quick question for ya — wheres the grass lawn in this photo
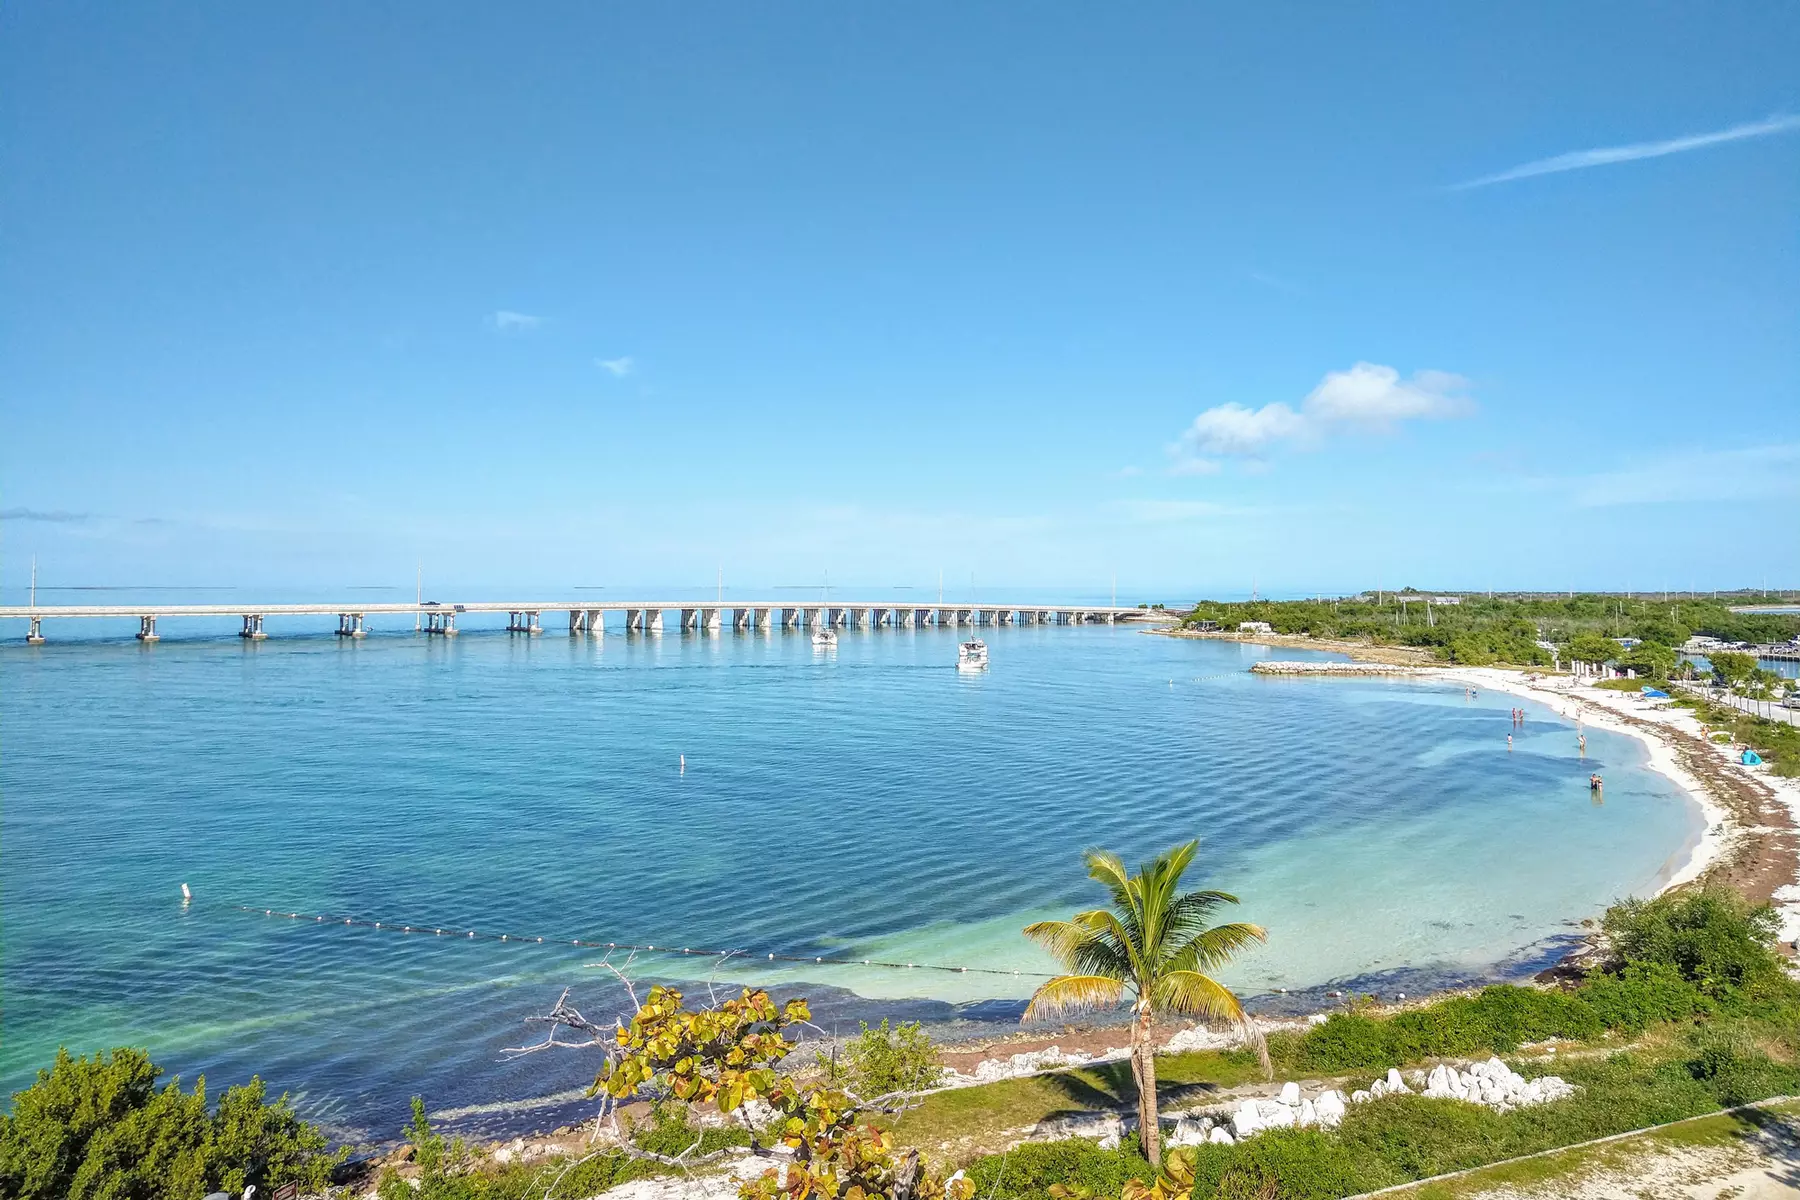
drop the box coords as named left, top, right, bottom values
left=1396, top=1098, right=1800, bottom=1198
left=888, top=1049, right=1269, bottom=1159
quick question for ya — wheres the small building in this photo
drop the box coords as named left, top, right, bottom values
left=1239, top=621, right=1274, bottom=634
left=1192, top=619, right=1221, bottom=632
left=1429, top=596, right=1462, bottom=606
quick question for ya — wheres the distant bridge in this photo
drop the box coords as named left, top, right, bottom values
left=0, top=600, right=1165, bottom=644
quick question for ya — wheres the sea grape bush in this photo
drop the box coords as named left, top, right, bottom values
left=601, top=985, right=973, bottom=1200
left=0, top=1047, right=341, bottom=1200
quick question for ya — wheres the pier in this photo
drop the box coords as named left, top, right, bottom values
left=0, top=600, right=1160, bottom=644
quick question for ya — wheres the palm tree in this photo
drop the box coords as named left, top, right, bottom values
left=1022, top=840, right=1266, bottom=1166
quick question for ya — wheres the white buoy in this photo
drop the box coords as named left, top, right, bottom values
left=181, top=883, right=191, bottom=903
left=679, top=753, right=686, bottom=774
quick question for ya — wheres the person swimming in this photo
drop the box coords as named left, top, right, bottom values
left=1589, top=773, right=1603, bottom=791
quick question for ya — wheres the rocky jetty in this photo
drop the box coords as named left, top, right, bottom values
left=1249, top=661, right=1426, bottom=677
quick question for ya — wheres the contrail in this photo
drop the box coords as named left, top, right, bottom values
left=1450, top=113, right=1800, bottom=190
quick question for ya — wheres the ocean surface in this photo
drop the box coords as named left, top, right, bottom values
left=1, top=622, right=1699, bottom=1142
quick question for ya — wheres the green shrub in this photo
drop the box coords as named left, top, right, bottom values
left=1579, top=962, right=1712, bottom=1033
left=818, top=1019, right=944, bottom=1097
left=629, top=1102, right=749, bottom=1159
left=1600, top=889, right=1786, bottom=1001
left=964, top=1135, right=1153, bottom=1200
left=1287, top=1014, right=1395, bottom=1072
left=1679, top=1028, right=1800, bottom=1108
left=1188, top=1128, right=1391, bottom=1199
left=1288, top=985, right=1604, bottom=1072
left=0, top=1047, right=340, bottom=1200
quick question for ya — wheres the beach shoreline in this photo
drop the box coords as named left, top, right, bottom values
left=1220, top=643, right=1799, bottom=941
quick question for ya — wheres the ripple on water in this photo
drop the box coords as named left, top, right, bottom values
left=0, top=628, right=1698, bottom=1139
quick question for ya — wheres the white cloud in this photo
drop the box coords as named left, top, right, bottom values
left=1452, top=113, right=1800, bottom=190
left=1177, top=401, right=1306, bottom=457
left=488, top=310, right=542, bottom=332
left=1170, top=363, right=1472, bottom=472
left=596, top=356, right=634, bottom=377
left=1302, top=363, right=1473, bottom=427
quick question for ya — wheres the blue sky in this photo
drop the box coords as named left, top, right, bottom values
left=2, top=3, right=1796, bottom=599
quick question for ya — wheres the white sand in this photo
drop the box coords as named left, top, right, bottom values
left=1431, top=667, right=1800, bottom=943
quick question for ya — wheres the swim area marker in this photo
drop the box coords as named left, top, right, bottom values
left=229, top=903, right=1056, bottom=979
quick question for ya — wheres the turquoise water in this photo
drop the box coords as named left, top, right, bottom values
left=1, top=625, right=1697, bottom=1140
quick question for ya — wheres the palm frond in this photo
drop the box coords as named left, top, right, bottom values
left=1022, top=974, right=1126, bottom=1022
left=1150, top=970, right=1247, bottom=1022
left=1083, top=848, right=1139, bottom=928
left=1160, top=889, right=1241, bottom=942
left=1021, top=919, right=1100, bottom=968
left=1166, top=922, right=1267, bottom=974
left=1071, top=938, right=1134, bottom=981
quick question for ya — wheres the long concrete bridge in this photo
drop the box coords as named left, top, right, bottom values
left=0, top=600, right=1161, bottom=643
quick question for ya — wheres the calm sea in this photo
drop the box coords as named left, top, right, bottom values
left=1, top=622, right=1697, bottom=1141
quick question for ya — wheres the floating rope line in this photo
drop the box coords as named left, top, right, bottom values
left=231, top=904, right=1055, bottom=979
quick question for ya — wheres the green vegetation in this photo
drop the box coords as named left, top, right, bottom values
left=956, top=887, right=1800, bottom=1198
left=1023, top=841, right=1268, bottom=1164
left=819, top=1019, right=945, bottom=1097
left=1673, top=690, right=1800, bottom=776
left=1180, top=592, right=1800, bottom=673
left=0, top=1047, right=341, bottom=1200
left=374, top=1101, right=750, bottom=1200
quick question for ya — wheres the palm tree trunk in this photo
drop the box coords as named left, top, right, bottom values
left=1134, top=1007, right=1160, bottom=1166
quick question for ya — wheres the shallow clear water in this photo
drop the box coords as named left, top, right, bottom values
left=1, top=626, right=1697, bottom=1140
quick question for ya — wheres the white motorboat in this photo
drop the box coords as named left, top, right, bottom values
left=812, top=626, right=838, bottom=649
left=957, top=638, right=988, bottom=671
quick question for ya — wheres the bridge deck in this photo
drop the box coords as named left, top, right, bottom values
left=0, top=601, right=1152, bottom=619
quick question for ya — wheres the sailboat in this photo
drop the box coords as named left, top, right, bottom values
left=957, top=571, right=987, bottom=670
left=811, top=573, right=838, bottom=649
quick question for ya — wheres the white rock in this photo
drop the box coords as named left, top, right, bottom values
left=1298, top=1099, right=1318, bottom=1127
left=1262, top=1104, right=1296, bottom=1129
left=1032, top=1113, right=1123, bottom=1144
left=1163, top=1025, right=1222, bottom=1053
left=1385, top=1068, right=1410, bottom=1094
left=1315, top=1091, right=1346, bottom=1124
left=1278, top=1082, right=1301, bottom=1106
left=1257, top=1099, right=1289, bottom=1119
left=1208, top=1127, right=1235, bottom=1145
left=1350, top=1089, right=1372, bottom=1104
left=1368, top=1079, right=1388, bottom=1099
left=1166, top=1120, right=1207, bottom=1148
